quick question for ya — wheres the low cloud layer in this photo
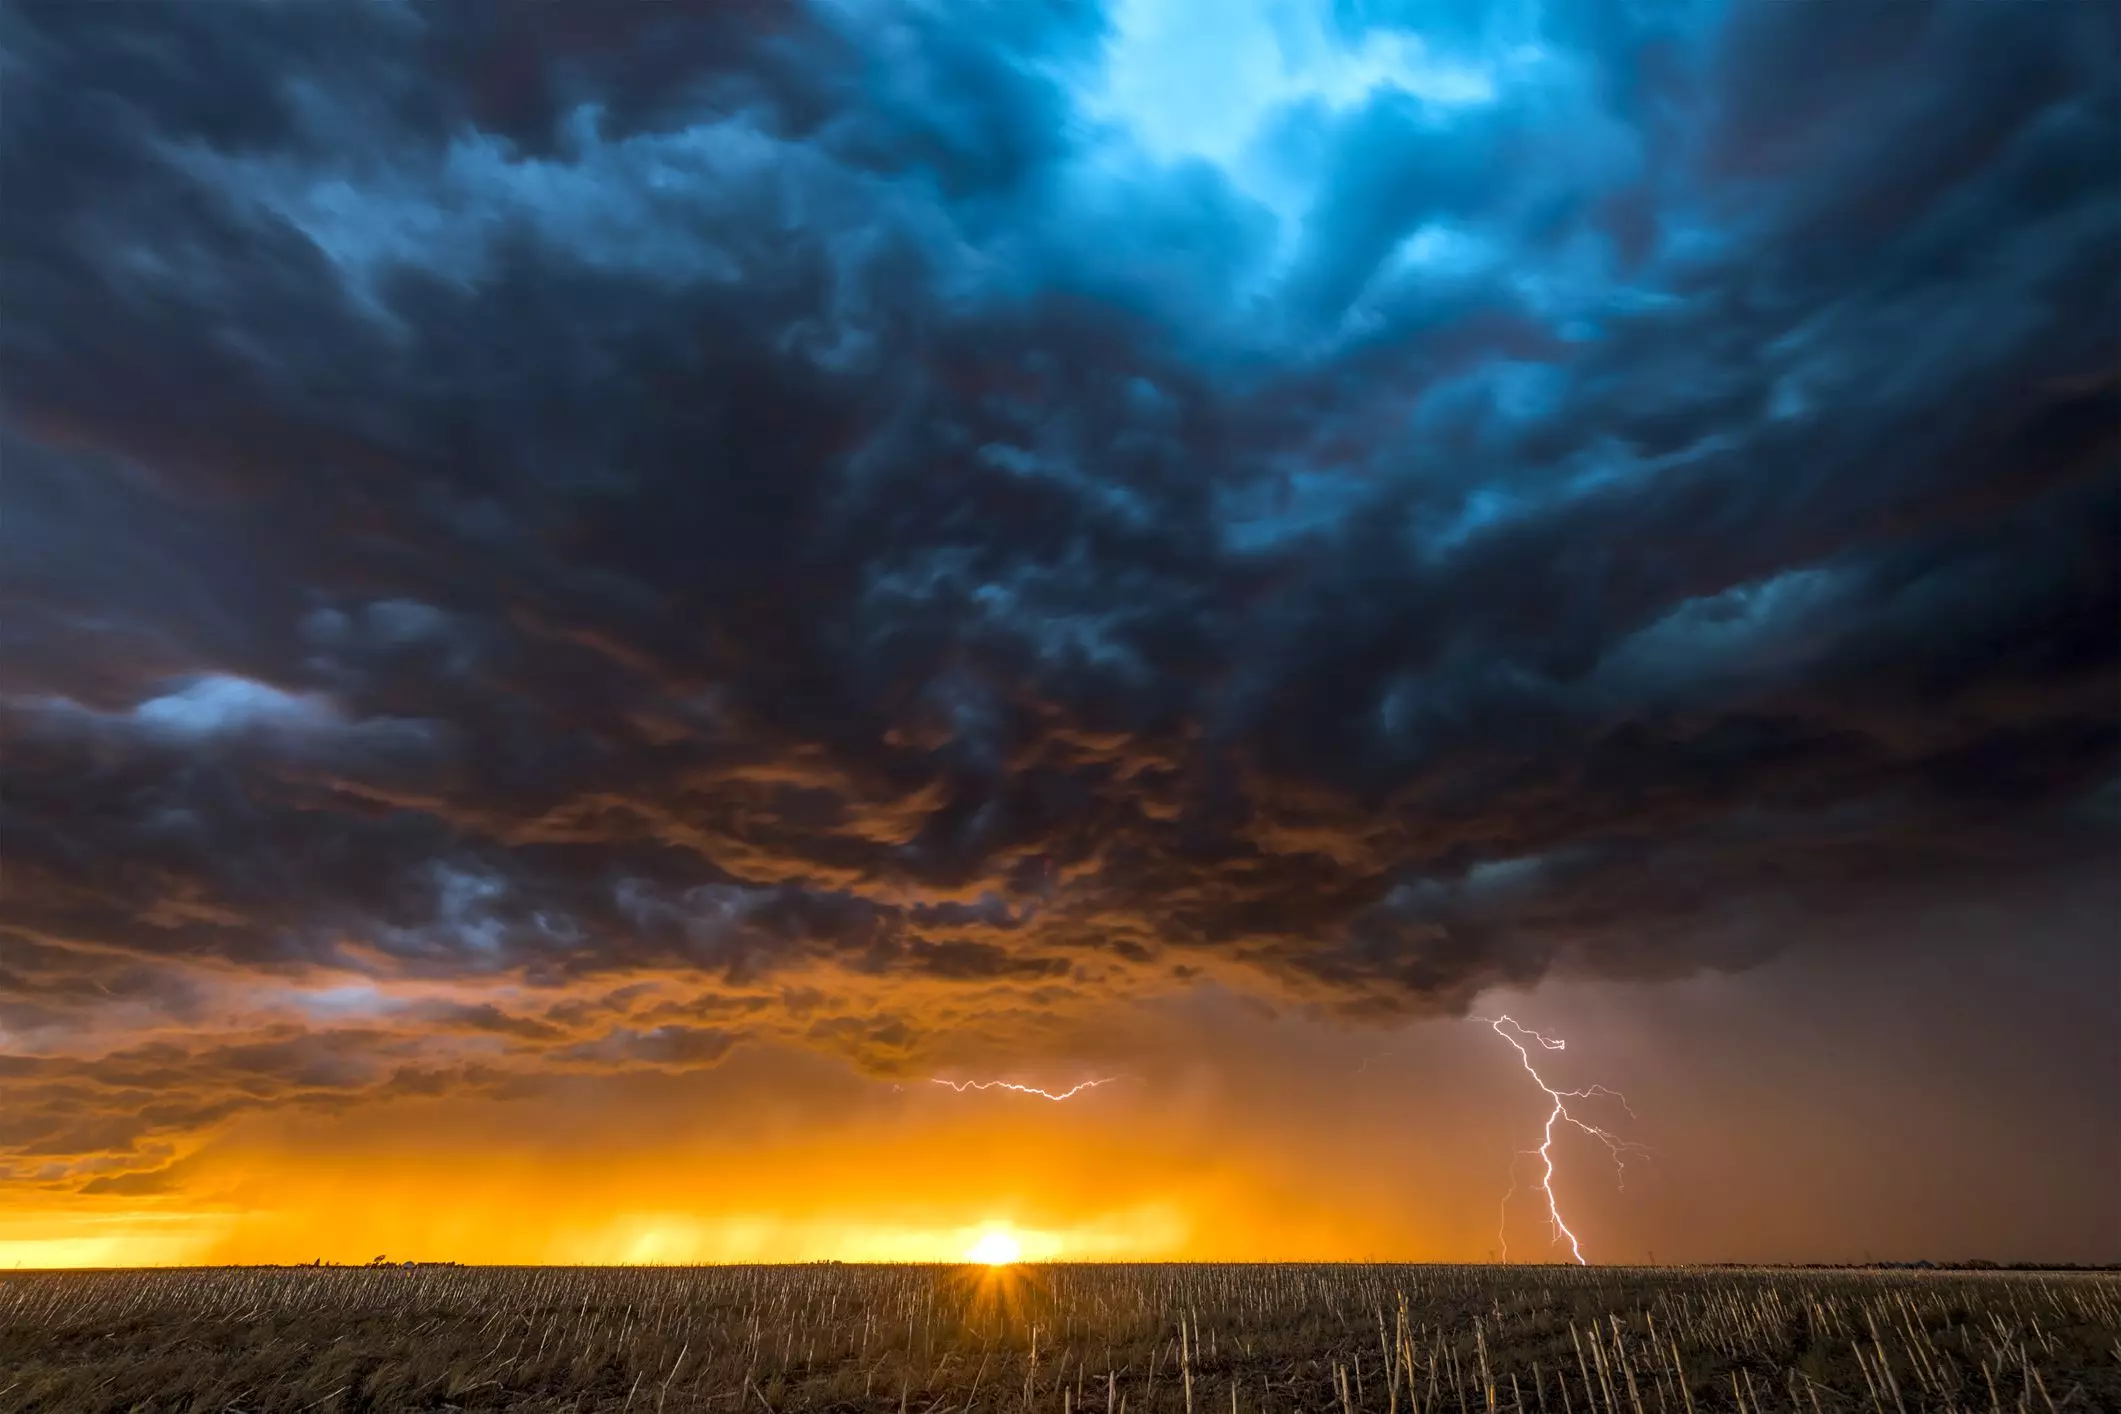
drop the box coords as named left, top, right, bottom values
left=2, top=0, right=2115, bottom=1187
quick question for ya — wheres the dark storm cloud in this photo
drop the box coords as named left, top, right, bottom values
left=1, top=0, right=2115, bottom=1166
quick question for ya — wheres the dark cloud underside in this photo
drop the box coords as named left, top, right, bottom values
left=0, top=0, right=2114, bottom=1181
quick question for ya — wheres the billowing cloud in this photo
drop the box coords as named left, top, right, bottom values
left=1, top=0, right=2114, bottom=1185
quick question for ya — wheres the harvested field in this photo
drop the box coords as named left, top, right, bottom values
left=3, top=1264, right=2116, bottom=1413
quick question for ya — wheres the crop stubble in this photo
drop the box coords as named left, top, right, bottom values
left=2, top=1264, right=2115, bottom=1413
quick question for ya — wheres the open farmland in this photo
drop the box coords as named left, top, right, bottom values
left=2, top=1265, right=2116, bottom=1414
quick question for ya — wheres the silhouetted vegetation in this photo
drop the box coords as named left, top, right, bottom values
left=2, top=1264, right=2115, bottom=1412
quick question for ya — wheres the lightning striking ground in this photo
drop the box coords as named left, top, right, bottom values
left=1480, top=1014, right=1648, bottom=1265
left=929, top=1077, right=1115, bottom=1101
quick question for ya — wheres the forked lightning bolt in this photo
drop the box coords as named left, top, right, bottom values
left=929, top=1077, right=1115, bottom=1101
left=1481, top=1014, right=1648, bottom=1265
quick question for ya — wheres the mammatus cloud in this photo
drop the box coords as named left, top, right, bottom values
left=1, top=0, right=2114, bottom=1186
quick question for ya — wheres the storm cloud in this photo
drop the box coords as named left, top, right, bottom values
left=1, top=0, right=2115, bottom=1182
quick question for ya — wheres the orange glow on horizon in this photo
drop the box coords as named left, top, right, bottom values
left=0, top=1196, right=1338, bottom=1270
left=0, top=1101, right=1444, bottom=1269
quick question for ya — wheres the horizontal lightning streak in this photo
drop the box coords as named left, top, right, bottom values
left=928, top=1077, right=1115, bottom=1101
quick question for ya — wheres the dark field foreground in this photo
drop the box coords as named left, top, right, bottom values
left=3, top=1265, right=2116, bottom=1414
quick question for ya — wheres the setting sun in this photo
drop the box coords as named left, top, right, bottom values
left=965, top=1229, right=1023, bottom=1265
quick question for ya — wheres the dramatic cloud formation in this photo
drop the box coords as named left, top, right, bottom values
left=0, top=0, right=2114, bottom=1220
